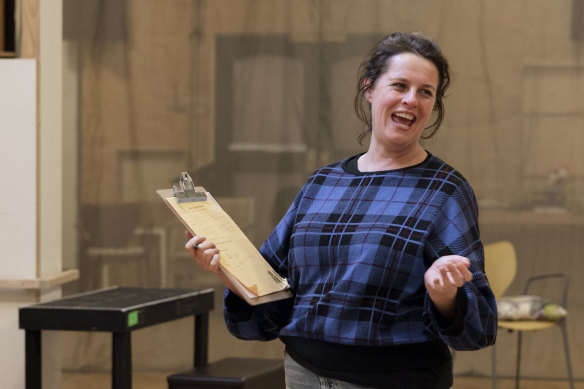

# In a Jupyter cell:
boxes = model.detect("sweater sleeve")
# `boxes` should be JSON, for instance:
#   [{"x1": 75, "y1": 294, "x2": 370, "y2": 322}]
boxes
[
  {"x1": 423, "y1": 182, "x2": 498, "y2": 351},
  {"x1": 223, "y1": 191, "x2": 300, "y2": 341}
]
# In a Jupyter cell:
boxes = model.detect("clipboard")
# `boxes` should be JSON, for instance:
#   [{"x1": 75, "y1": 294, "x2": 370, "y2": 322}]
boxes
[{"x1": 157, "y1": 173, "x2": 293, "y2": 305}]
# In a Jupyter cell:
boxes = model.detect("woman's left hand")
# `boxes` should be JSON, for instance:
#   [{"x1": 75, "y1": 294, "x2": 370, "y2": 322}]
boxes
[{"x1": 424, "y1": 255, "x2": 473, "y2": 320}]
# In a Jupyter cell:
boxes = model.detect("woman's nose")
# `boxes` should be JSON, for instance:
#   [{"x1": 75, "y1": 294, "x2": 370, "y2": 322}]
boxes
[{"x1": 401, "y1": 90, "x2": 418, "y2": 106}]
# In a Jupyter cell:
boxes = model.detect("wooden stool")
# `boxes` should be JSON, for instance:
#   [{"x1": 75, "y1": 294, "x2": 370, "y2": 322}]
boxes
[{"x1": 167, "y1": 357, "x2": 285, "y2": 389}]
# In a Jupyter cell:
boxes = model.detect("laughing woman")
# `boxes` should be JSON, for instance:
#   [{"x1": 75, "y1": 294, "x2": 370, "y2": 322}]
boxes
[{"x1": 186, "y1": 32, "x2": 497, "y2": 389}]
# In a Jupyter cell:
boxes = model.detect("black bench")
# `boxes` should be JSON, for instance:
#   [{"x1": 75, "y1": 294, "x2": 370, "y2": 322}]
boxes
[
  {"x1": 167, "y1": 357, "x2": 285, "y2": 389},
  {"x1": 19, "y1": 286, "x2": 214, "y2": 389}
]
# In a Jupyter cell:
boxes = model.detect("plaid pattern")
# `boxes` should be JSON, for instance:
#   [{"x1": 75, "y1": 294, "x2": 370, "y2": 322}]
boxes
[{"x1": 224, "y1": 153, "x2": 497, "y2": 351}]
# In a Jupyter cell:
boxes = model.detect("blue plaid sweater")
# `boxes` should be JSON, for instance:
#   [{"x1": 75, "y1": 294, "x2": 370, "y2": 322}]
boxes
[{"x1": 224, "y1": 153, "x2": 497, "y2": 381}]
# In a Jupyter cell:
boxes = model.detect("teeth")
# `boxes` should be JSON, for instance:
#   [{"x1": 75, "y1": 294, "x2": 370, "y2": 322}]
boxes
[{"x1": 395, "y1": 112, "x2": 414, "y2": 120}]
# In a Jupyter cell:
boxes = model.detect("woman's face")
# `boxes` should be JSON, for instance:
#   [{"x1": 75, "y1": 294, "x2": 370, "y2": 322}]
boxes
[{"x1": 365, "y1": 52, "x2": 439, "y2": 154}]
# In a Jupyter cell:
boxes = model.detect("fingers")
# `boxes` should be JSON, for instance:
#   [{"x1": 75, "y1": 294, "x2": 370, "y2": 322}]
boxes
[
  {"x1": 430, "y1": 256, "x2": 473, "y2": 287},
  {"x1": 437, "y1": 265, "x2": 463, "y2": 287},
  {"x1": 185, "y1": 235, "x2": 206, "y2": 252},
  {"x1": 445, "y1": 262, "x2": 470, "y2": 283},
  {"x1": 209, "y1": 253, "x2": 221, "y2": 272},
  {"x1": 185, "y1": 236, "x2": 221, "y2": 274},
  {"x1": 425, "y1": 256, "x2": 474, "y2": 318},
  {"x1": 185, "y1": 230, "x2": 194, "y2": 239},
  {"x1": 441, "y1": 255, "x2": 470, "y2": 268}
]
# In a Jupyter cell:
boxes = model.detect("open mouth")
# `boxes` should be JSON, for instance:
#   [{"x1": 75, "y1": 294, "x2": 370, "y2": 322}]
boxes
[{"x1": 392, "y1": 112, "x2": 415, "y2": 128}]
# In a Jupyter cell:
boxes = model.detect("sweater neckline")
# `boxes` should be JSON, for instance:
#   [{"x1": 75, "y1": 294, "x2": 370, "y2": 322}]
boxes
[{"x1": 342, "y1": 152, "x2": 432, "y2": 175}]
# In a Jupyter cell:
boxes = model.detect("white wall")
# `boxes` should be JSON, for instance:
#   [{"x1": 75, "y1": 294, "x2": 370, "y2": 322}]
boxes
[
  {"x1": 0, "y1": 59, "x2": 37, "y2": 278},
  {"x1": 0, "y1": 58, "x2": 37, "y2": 389},
  {"x1": 0, "y1": 0, "x2": 64, "y2": 387}
]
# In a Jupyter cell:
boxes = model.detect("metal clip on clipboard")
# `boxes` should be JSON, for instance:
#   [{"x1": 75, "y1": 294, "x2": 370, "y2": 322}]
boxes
[{"x1": 172, "y1": 172, "x2": 207, "y2": 203}]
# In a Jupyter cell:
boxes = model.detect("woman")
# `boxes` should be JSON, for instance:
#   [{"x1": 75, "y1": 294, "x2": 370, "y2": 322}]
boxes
[{"x1": 186, "y1": 32, "x2": 497, "y2": 389}]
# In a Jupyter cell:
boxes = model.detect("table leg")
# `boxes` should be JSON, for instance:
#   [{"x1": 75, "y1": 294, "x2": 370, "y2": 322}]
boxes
[
  {"x1": 194, "y1": 313, "x2": 209, "y2": 367},
  {"x1": 25, "y1": 330, "x2": 42, "y2": 389},
  {"x1": 112, "y1": 332, "x2": 132, "y2": 389}
]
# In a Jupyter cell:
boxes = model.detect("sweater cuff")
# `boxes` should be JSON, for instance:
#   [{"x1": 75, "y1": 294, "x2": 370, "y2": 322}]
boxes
[
  {"x1": 433, "y1": 287, "x2": 468, "y2": 336},
  {"x1": 224, "y1": 288, "x2": 253, "y2": 320}
]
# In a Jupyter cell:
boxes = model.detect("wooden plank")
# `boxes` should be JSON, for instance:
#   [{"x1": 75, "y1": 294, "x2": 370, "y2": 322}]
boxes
[
  {"x1": 0, "y1": 269, "x2": 79, "y2": 290},
  {"x1": 20, "y1": 0, "x2": 39, "y2": 58},
  {"x1": 19, "y1": 0, "x2": 41, "y2": 282}
]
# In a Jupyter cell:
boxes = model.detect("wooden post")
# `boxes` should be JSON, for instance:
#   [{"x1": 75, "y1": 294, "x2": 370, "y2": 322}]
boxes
[{"x1": 20, "y1": 0, "x2": 39, "y2": 59}]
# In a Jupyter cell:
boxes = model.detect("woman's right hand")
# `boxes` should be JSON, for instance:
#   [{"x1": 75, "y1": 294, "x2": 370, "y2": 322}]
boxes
[{"x1": 185, "y1": 231, "x2": 221, "y2": 275}]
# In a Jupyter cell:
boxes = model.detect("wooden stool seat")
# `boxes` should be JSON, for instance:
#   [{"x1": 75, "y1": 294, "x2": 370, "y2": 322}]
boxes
[{"x1": 167, "y1": 357, "x2": 285, "y2": 389}]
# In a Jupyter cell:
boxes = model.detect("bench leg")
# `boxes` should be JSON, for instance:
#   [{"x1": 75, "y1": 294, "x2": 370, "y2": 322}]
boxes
[
  {"x1": 112, "y1": 332, "x2": 132, "y2": 389},
  {"x1": 194, "y1": 313, "x2": 209, "y2": 367},
  {"x1": 25, "y1": 330, "x2": 42, "y2": 389}
]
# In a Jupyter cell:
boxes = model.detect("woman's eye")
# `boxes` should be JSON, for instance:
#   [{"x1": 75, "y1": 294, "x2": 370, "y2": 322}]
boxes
[
  {"x1": 421, "y1": 89, "x2": 434, "y2": 97},
  {"x1": 392, "y1": 83, "x2": 406, "y2": 89}
]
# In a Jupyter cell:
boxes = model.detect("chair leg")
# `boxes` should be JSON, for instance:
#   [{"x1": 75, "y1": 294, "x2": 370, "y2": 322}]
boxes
[
  {"x1": 491, "y1": 344, "x2": 497, "y2": 389},
  {"x1": 515, "y1": 332, "x2": 522, "y2": 389},
  {"x1": 560, "y1": 321, "x2": 575, "y2": 389}
]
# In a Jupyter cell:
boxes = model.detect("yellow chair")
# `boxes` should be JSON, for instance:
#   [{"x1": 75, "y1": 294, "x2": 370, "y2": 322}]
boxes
[{"x1": 484, "y1": 241, "x2": 574, "y2": 389}]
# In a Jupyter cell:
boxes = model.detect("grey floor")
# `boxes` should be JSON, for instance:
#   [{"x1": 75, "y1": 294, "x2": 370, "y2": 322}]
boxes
[{"x1": 62, "y1": 371, "x2": 580, "y2": 389}]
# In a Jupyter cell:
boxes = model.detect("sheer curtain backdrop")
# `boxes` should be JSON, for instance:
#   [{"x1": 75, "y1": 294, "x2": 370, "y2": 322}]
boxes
[{"x1": 61, "y1": 0, "x2": 584, "y2": 381}]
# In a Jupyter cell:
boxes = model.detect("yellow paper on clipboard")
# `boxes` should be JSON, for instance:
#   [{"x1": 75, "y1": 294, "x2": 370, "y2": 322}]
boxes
[{"x1": 157, "y1": 187, "x2": 292, "y2": 305}]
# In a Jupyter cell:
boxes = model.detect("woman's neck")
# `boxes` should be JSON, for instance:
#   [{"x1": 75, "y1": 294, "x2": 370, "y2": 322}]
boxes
[{"x1": 358, "y1": 145, "x2": 427, "y2": 172}]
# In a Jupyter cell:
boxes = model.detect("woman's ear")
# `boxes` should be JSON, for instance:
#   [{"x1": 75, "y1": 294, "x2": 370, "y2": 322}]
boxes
[{"x1": 364, "y1": 78, "x2": 373, "y2": 103}]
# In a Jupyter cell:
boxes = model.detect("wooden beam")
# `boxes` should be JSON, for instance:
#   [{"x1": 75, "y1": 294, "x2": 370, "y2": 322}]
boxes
[
  {"x1": 20, "y1": 0, "x2": 39, "y2": 58},
  {"x1": 0, "y1": 269, "x2": 79, "y2": 290},
  {"x1": 19, "y1": 0, "x2": 41, "y2": 281}
]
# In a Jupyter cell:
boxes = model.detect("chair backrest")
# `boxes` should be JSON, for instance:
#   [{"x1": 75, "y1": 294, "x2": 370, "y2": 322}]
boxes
[{"x1": 484, "y1": 240, "x2": 517, "y2": 299}]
